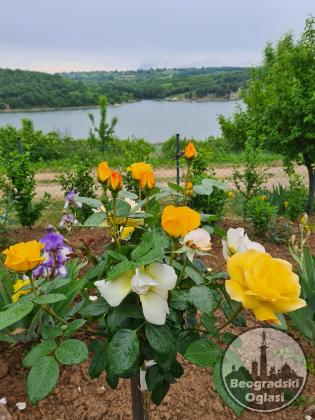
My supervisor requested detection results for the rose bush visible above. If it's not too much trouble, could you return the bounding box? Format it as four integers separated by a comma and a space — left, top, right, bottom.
0, 142, 308, 417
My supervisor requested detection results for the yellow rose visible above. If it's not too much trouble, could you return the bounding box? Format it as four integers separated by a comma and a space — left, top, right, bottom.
12, 279, 31, 303
226, 250, 306, 324
140, 170, 155, 190
97, 161, 112, 183
109, 171, 123, 192
120, 226, 135, 240
2, 241, 44, 273
184, 142, 197, 160
161, 205, 200, 237
129, 162, 153, 181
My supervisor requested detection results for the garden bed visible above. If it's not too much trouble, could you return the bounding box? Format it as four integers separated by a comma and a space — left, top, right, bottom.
1, 222, 315, 419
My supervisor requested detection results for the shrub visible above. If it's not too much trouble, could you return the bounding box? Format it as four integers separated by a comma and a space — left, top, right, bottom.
57, 157, 97, 221
285, 173, 307, 221
5, 151, 49, 228
247, 196, 277, 235
266, 217, 293, 244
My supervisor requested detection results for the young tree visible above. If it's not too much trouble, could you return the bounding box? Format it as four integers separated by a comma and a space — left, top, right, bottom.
88, 95, 118, 153
219, 16, 315, 213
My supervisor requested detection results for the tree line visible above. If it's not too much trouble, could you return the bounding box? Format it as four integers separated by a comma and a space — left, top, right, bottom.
0, 67, 249, 110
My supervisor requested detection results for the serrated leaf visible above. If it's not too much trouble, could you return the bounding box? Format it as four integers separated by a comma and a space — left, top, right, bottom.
145, 324, 175, 356
23, 340, 57, 368
151, 380, 170, 405
133, 247, 164, 267
170, 289, 190, 310
41, 325, 63, 340
185, 267, 205, 285
27, 356, 59, 405
80, 300, 110, 317
76, 197, 102, 208
55, 339, 89, 365
0, 302, 34, 331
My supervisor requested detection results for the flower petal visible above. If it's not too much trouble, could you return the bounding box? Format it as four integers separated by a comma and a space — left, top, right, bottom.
140, 291, 169, 325
95, 272, 132, 307
146, 263, 177, 290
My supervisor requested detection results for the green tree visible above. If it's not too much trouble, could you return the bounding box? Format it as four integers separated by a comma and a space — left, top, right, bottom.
88, 96, 118, 153
219, 16, 315, 213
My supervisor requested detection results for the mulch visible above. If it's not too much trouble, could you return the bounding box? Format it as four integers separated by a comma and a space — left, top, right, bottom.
0, 221, 315, 419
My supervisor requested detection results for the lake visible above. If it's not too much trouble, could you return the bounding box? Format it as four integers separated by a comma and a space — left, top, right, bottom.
0, 100, 240, 143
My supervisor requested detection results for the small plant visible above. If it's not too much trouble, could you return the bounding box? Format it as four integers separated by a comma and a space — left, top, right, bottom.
266, 217, 293, 244
247, 196, 277, 235
5, 151, 49, 228
285, 173, 307, 221
232, 140, 268, 219
57, 158, 97, 221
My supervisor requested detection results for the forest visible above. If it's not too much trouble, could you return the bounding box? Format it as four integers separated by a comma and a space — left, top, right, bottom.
0, 67, 250, 110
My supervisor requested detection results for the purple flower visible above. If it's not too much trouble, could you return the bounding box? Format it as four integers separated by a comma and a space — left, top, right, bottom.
40, 232, 64, 251
33, 232, 72, 279
64, 188, 82, 209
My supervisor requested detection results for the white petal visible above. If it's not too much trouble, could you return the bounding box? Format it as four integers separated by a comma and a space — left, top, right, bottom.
222, 238, 229, 260
16, 402, 26, 411
0, 398, 7, 405
95, 272, 132, 307
227, 228, 244, 249
242, 234, 265, 253
140, 291, 169, 325
146, 263, 177, 291
184, 228, 211, 250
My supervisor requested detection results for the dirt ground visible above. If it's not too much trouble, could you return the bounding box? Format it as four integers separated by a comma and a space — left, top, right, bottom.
0, 222, 315, 420
34, 164, 308, 199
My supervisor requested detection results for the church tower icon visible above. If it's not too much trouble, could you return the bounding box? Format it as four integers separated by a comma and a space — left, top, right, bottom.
259, 331, 268, 378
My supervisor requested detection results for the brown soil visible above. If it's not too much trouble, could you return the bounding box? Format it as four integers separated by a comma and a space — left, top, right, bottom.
1, 223, 315, 419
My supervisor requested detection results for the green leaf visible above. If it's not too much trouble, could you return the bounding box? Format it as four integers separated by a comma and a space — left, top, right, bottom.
89, 346, 107, 379
201, 314, 220, 338
41, 325, 63, 340
55, 339, 89, 365
151, 380, 170, 405
80, 300, 110, 317
118, 190, 138, 200
109, 199, 131, 217
76, 196, 102, 208
185, 267, 205, 285
23, 339, 57, 368
220, 332, 238, 345
33, 294, 66, 304
84, 212, 106, 227
213, 359, 244, 416
189, 286, 218, 314
170, 289, 190, 310
167, 182, 184, 192
176, 330, 200, 355
115, 303, 144, 319
170, 359, 184, 378
131, 230, 156, 260
133, 247, 164, 267
107, 260, 134, 280
106, 250, 127, 262
106, 372, 119, 389
0, 301, 34, 331
63, 319, 87, 337
145, 364, 165, 392
107, 329, 139, 376
145, 324, 175, 356
27, 356, 59, 405
185, 339, 222, 368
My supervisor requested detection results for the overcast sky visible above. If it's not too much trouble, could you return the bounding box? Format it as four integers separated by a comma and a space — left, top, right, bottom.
0, 0, 314, 73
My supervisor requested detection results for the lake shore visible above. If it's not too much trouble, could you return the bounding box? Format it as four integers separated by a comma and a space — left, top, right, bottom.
0, 96, 240, 114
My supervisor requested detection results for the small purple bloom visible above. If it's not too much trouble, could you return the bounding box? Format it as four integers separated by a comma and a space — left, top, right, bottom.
40, 232, 64, 251
64, 188, 82, 209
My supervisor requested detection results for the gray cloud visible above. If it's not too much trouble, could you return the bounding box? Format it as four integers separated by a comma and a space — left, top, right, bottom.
0, 0, 313, 72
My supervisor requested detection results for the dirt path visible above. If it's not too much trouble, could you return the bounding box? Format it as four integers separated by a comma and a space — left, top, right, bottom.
34, 165, 308, 199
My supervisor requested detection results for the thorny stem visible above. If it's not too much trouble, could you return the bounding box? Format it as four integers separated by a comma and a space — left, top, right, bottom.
218, 303, 242, 331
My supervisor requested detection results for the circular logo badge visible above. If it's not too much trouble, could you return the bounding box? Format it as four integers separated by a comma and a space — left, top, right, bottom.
221, 327, 307, 412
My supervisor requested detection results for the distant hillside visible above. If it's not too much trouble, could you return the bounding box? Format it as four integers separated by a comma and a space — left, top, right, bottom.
0, 67, 250, 110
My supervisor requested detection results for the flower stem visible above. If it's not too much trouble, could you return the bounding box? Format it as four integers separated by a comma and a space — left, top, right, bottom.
177, 256, 188, 285
218, 303, 242, 331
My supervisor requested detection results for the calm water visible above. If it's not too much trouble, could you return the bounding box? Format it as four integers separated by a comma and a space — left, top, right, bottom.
0, 100, 240, 143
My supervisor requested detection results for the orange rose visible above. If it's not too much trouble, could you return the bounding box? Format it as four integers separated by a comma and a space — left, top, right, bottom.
161, 205, 200, 237
129, 162, 153, 181
109, 171, 123, 192
97, 162, 112, 183
184, 142, 197, 160
3, 241, 44, 273
140, 171, 155, 190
